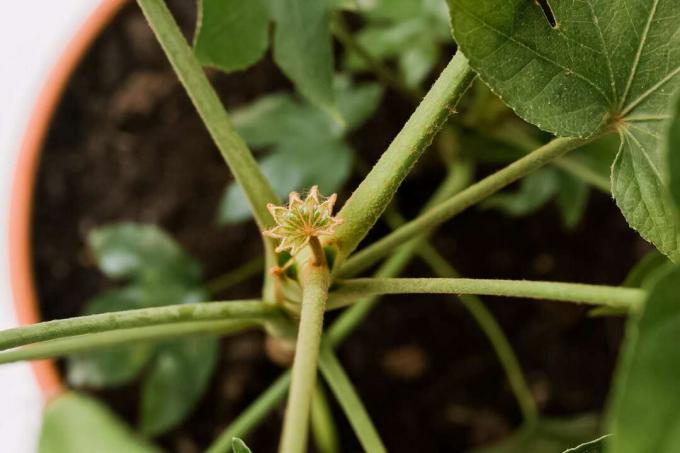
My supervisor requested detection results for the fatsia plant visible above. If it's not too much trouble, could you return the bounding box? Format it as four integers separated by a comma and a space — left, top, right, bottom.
3, 1, 680, 453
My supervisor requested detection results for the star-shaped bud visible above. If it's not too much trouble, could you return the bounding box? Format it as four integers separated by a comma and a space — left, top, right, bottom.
264, 186, 343, 255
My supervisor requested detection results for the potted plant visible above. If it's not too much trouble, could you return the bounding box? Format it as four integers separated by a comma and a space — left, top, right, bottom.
5, 0, 680, 452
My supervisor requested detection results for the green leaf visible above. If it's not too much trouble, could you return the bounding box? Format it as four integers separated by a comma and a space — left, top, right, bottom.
563, 435, 609, 453
271, 0, 335, 112
344, 0, 449, 87
39, 392, 159, 453
606, 266, 680, 453
67, 290, 155, 388
475, 414, 601, 453
449, 0, 680, 262
194, 0, 270, 72
88, 223, 201, 284
232, 438, 254, 453
139, 336, 218, 436
219, 80, 382, 223
666, 92, 680, 210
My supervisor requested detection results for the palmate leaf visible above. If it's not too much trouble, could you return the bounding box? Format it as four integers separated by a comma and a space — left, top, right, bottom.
449, 0, 680, 261
219, 78, 382, 223
67, 223, 217, 437
194, 0, 336, 112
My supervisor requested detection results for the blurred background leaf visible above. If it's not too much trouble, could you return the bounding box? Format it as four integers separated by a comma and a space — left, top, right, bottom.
39, 392, 160, 453
67, 223, 217, 436
219, 77, 383, 224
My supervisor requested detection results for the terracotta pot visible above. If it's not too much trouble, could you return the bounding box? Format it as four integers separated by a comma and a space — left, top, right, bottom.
9, 0, 128, 401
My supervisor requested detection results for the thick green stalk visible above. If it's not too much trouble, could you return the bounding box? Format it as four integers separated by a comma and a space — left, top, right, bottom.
318, 346, 386, 453
310, 382, 340, 453
208, 139, 473, 449
331, 52, 475, 263
136, 0, 278, 230
417, 243, 538, 426
206, 372, 292, 453
136, 0, 279, 300
0, 320, 254, 365
340, 136, 590, 277
0, 300, 273, 351
330, 278, 645, 310
279, 256, 331, 453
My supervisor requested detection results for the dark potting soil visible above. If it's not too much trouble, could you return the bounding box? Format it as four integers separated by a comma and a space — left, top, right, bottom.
31, 2, 650, 452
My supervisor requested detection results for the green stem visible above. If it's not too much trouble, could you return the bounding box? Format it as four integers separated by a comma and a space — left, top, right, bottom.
208, 144, 474, 449
279, 261, 330, 453
417, 243, 538, 426
135, 0, 280, 301
0, 300, 274, 352
207, 257, 265, 296
329, 278, 644, 310
310, 382, 341, 453
318, 345, 386, 453
331, 52, 475, 263
206, 372, 292, 453
340, 136, 590, 277
136, 0, 278, 231
0, 320, 255, 365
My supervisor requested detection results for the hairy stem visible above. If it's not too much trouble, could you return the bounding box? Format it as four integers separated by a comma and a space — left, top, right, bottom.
331, 52, 475, 263
340, 136, 590, 277
0, 300, 274, 352
0, 320, 254, 365
330, 278, 645, 310
318, 345, 386, 453
279, 261, 331, 453
136, 0, 280, 299
417, 243, 538, 426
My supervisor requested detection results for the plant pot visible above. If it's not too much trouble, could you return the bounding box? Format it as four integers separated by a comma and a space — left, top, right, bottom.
9, 0, 127, 402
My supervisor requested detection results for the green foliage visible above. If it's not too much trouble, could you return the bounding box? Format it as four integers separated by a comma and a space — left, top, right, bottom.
606, 266, 680, 452
344, 0, 451, 87
449, 0, 680, 262
39, 392, 159, 453
219, 77, 383, 223
194, 0, 336, 112
140, 338, 218, 436
666, 92, 680, 211
232, 438, 253, 453
67, 223, 217, 436
193, 0, 270, 72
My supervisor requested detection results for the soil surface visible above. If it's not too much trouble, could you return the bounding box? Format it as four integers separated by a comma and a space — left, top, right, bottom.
32, 2, 649, 452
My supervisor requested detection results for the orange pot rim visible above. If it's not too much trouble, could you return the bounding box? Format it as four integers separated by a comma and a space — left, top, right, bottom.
9, 0, 127, 402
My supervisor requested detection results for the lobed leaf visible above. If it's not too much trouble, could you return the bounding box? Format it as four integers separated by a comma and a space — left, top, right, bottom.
271, 0, 336, 112
449, 0, 680, 261
219, 79, 382, 223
